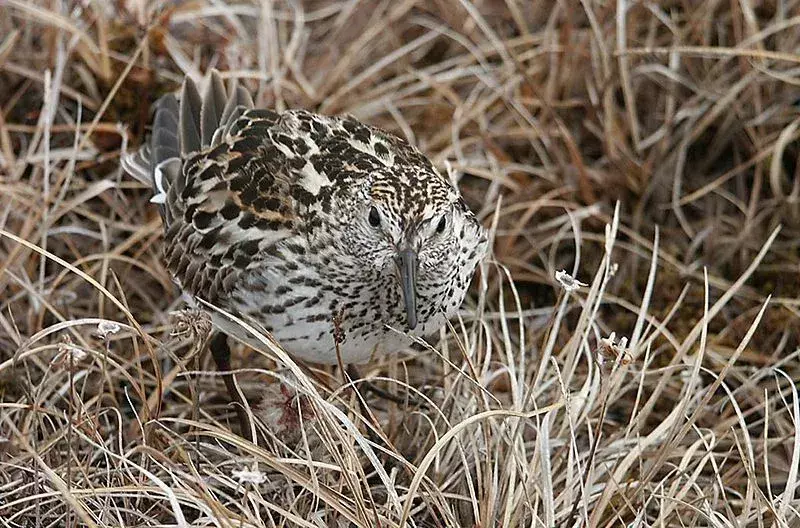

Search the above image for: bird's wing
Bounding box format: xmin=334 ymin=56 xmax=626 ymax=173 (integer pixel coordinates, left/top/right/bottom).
xmin=125 ymin=70 xmax=417 ymax=305
xmin=160 ymin=83 xmax=313 ymax=305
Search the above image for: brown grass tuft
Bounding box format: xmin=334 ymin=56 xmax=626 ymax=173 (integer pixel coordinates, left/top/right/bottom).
xmin=2 ymin=1 xmax=800 ymax=526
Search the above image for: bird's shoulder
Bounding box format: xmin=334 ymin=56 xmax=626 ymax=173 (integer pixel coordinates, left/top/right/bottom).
xmin=178 ymin=107 xmax=437 ymax=227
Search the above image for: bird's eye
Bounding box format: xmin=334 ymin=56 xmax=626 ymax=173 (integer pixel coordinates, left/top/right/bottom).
xmin=436 ymin=216 xmax=447 ymax=233
xmin=368 ymin=206 xmax=381 ymax=227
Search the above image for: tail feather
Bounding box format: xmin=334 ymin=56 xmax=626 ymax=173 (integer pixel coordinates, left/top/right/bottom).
xmin=220 ymin=84 xmax=254 ymax=125
xmin=200 ymin=70 xmax=227 ymax=147
xmin=151 ymin=94 xmax=180 ymax=169
xmin=148 ymin=94 xmax=180 ymax=221
xmin=179 ymin=76 xmax=202 ymax=155
xmin=122 ymin=69 xmax=257 ymax=225
xmin=214 ymin=85 xmax=254 ymax=146
xmin=120 ymin=143 xmax=151 ymax=185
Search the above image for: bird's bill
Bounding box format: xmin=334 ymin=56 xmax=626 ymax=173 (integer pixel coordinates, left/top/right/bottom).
xmin=396 ymin=248 xmax=418 ymax=329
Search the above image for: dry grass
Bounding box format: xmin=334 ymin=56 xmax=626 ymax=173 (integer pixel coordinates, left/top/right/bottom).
xmin=2 ymin=1 xmax=800 ymax=526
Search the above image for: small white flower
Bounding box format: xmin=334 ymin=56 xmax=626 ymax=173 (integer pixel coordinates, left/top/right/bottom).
xmin=52 ymin=341 xmax=89 ymax=371
xmin=597 ymin=332 xmax=630 ymax=367
xmin=231 ymin=469 xmax=267 ymax=485
xmin=97 ymin=321 xmax=121 ymax=338
xmin=555 ymin=270 xmax=587 ymax=292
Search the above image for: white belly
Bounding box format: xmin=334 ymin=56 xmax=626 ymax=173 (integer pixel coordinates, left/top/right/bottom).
xmin=209 ymin=311 xmax=416 ymax=365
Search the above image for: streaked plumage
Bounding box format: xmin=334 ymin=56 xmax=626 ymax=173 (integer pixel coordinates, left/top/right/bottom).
xmin=124 ymin=70 xmax=488 ymax=365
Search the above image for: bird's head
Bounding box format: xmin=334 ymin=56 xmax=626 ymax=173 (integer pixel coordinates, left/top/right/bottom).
xmin=340 ymin=166 xmax=487 ymax=331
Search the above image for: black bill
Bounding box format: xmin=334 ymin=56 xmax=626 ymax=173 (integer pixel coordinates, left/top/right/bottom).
xmin=396 ymin=248 xmax=418 ymax=329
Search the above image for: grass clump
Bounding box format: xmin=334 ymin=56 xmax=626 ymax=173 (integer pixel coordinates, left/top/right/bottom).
xmin=2 ymin=1 xmax=800 ymax=526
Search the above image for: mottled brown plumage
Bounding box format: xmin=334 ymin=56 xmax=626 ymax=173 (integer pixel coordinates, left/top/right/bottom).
xmin=124 ymin=70 xmax=488 ymax=365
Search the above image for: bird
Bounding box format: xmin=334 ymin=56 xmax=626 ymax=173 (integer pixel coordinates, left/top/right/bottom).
xmin=123 ymin=70 xmax=488 ymax=429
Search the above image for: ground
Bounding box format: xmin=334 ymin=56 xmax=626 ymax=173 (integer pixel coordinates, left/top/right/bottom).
xmin=1 ymin=1 xmax=800 ymax=526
